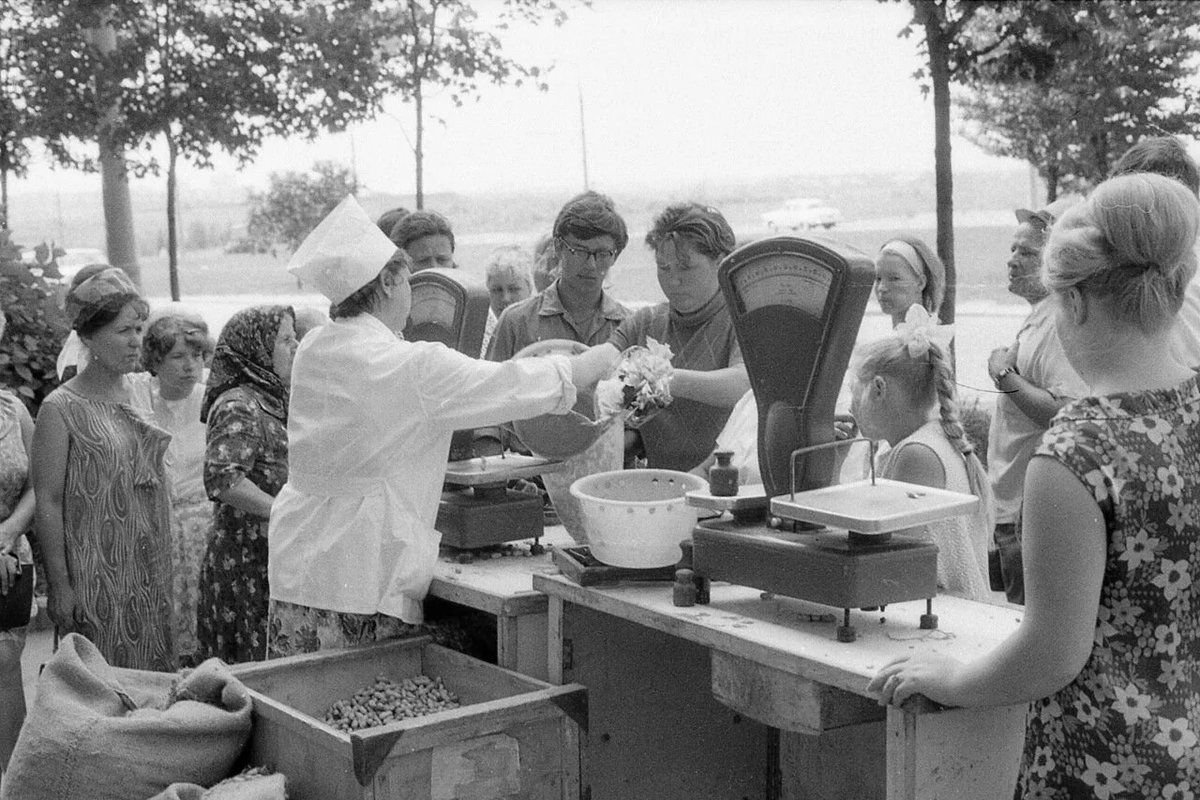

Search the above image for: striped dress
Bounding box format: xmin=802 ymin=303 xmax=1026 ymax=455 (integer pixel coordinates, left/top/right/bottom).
xmin=42 ymin=387 xmax=175 ymax=671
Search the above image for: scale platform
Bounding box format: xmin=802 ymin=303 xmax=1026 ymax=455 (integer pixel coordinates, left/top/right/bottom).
xmin=438 ymin=453 xmax=564 ymax=552
xmin=553 ymin=545 xmax=677 ymax=587
xmin=687 ymin=479 xmax=979 ymax=641
xmin=685 ymin=483 xmax=768 ymax=522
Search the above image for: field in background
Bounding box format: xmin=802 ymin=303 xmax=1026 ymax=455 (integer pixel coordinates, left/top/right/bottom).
xmin=141 ymin=219 xmax=1021 ymax=312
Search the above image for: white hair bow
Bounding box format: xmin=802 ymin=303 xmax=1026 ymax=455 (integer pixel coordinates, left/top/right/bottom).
xmin=894 ymin=305 xmax=955 ymax=359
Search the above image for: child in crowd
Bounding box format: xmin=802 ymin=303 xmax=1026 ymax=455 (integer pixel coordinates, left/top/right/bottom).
xmin=848 ymin=307 xmax=992 ymax=600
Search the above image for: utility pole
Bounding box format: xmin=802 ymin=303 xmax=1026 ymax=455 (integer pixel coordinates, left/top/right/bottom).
xmin=578 ymin=81 xmax=589 ymax=191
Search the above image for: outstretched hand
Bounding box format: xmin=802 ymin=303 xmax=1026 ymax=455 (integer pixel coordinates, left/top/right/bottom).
xmin=867 ymin=652 xmax=964 ymax=708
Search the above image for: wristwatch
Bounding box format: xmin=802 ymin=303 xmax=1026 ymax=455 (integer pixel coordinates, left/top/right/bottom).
xmin=993 ymin=365 xmax=1019 ymax=388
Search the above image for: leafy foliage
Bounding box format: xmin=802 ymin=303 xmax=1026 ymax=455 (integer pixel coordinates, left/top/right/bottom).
xmin=0 ymin=229 xmax=69 ymax=414
xmin=246 ymin=161 xmax=358 ymax=251
xmin=369 ymin=0 xmax=575 ymax=206
xmin=956 ymin=0 xmax=1200 ymax=199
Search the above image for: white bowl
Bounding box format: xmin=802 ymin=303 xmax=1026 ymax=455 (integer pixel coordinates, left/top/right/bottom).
xmin=570 ymin=469 xmax=707 ymax=568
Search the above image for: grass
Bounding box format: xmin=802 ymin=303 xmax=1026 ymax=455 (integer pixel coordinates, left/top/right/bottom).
xmin=139 ymin=221 xmax=1021 ymax=311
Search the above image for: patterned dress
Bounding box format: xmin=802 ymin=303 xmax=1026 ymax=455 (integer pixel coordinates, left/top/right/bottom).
xmin=0 ymin=390 xmax=33 ymax=642
xmin=1017 ymin=376 xmax=1200 ymax=799
xmin=41 ymin=387 xmax=174 ymax=671
xmin=131 ymin=374 xmax=210 ymax=665
xmin=196 ymin=386 xmax=288 ymax=664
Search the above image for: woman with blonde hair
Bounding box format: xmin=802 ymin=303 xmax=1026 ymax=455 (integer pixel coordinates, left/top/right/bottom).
xmin=872 ymin=173 xmax=1200 ymax=798
xmin=848 ymin=309 xmax=992 ymax=599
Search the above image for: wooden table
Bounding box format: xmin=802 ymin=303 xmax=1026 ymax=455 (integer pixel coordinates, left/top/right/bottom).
xmin=427 ymin=526 xmax=574 ymax=680
xmin=534 ymin=573 xmax=1029 ymax=800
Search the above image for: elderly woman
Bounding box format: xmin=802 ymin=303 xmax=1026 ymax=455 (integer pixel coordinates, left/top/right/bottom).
xmin=0 ymin=309 xmax=36 ymax=772
xmin=480 ymin=245 xmax=534 ymax=357
xmin=196 ymin=305 xmax=296 ymax=664
xmin=873 ymin=235 xmax=946 ymax=326
xmin=130 ymin=305 xmax=214 ymax=666
xmin=32 ymin=268 xmax=174 ymax=670
xmin=267 ymin=197 xmax=616 ymax=655
xmin=606 ymin=202 xmax=749 ymax=472
xmin=871 ymin=174 xmax=1200 ymax=798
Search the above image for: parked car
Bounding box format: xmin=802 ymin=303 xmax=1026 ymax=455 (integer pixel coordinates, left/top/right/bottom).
xmin=761 ymin=198 xmax=842 ymax=231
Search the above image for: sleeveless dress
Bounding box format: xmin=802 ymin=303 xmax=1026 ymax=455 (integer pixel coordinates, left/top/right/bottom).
xmin=130 ymin=374 xmax=211 ymax=665
xmin=1016 ymin=377 xmax=1200 ymax=798
xmin=877 ymin=420 xmax=991 ymax=601
xmin=41 ymin=386 xmax=175 ymax=671
xmin=0 ymin=390 xmax=33 ymax=638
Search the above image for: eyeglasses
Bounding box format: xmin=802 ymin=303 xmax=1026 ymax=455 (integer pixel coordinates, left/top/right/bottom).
xmin=557 ymin=238 xmax=619 ymax=268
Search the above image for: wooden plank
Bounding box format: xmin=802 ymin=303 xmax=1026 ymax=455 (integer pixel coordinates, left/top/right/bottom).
xmin=563 ymin=603 xmax=768 ymax=800
xmin=429 ymin=527 xmax=574 ymax=617
xmin=779 ymin=723 xmax=886 ymax=800
xmin=711 ymin=649 xmax=884 ymax=734
xmin=885 ymin=703 xmax=1026 ymax=800
xmin=534 ymin=573 xmax=1023 ymax=702
xmin=497 ymin=609 xmax=549 ymax=681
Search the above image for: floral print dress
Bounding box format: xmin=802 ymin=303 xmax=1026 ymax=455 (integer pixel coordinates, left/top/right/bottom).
xmin=196 ymin=386 xmax=288 ymax=663
xmin=1017 ymin=376 xmax=1200 ymax=799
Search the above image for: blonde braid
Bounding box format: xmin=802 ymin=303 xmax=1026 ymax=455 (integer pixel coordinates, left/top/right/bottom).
xmin=928 ymin=344 xmax=995 ymax=529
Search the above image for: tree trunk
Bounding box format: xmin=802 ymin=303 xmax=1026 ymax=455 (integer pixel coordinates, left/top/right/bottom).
xmin=99 ymin=139 xmax=140 ymax=285
xmin=925 ymin=13 xmax=956 ymax=332
xmin=1045 ymin=163 xmax=1059 ymax=203
xmin=0 ymin=167 xmax=8 ymax=230
xmin=87 ymin=11 xmax=141 ymax=286
xmin=414 ymin=85 xmax=424 ymax=210
xmin=166 ymin=128 xmax=180 ymax=300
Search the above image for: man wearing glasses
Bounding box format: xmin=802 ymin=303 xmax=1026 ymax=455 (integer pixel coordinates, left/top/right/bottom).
xmin=986 ymin=199 xmax=1087 ymax=605
xmin=486 ymin=191 xmax=630 ymax=361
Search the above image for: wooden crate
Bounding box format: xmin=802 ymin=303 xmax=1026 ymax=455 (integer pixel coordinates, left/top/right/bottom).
xmin=230 ymin=637 xmax=586 ymax=800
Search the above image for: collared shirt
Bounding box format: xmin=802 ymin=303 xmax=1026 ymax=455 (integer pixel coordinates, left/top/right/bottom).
xmin=486 ymin=280 xmax=629 ymax=361
xmin=987 ymin=298 xmax=1088 ymax=524
xmin=269 ymin=313 xmax=576 ymax=623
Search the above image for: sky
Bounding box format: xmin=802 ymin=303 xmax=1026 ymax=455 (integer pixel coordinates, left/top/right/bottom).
xmin=20 ymin=0 xmax=1029 ymax=198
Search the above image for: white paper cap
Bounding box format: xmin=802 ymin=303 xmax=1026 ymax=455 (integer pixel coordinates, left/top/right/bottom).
xmin=287 ymin=196 xmax=399 ymax=304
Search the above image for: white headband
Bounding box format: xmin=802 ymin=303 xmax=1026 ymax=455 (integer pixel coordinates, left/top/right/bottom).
xmin=879 ymin=240 xmax=926 ymax=285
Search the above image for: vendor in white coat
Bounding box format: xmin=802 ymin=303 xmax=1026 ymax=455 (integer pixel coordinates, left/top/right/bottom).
xmin=267 ymin=197 xmax=617 ymax=658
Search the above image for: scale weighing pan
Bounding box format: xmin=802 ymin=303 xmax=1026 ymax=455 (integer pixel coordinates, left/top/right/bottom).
xmin=685 ymin=483 xmax=767 ymax=513
xmin=444 ymin=453 xmax=563 ymax=485
xmin=770 ymin=478 xmax=979 ymax=535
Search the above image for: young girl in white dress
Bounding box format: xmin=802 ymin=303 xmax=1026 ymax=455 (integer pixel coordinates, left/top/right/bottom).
xmin=847 ymin=309 xmax=993 ymax=600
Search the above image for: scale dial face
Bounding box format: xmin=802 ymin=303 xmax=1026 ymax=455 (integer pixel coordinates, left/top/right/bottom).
xmin=728 ymin=254 xmax=834 ymax=317
xmin=408 ymin=284 xmax=462 ymax=329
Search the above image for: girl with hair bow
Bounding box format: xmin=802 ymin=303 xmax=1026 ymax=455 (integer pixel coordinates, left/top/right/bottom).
xmin=848 ymin=306 xmax=993 ymax=600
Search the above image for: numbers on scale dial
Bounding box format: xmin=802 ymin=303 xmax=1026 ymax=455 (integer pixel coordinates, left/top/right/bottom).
xmin=408 ymin=285 xmax=462 ymax=328
xmin=730 ymin=255 xmax=834 ymax=316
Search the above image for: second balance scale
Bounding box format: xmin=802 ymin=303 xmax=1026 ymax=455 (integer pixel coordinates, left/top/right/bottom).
xmin=405 ymin=268 xmax=563 ymax=554
xmin=681 ymin=236 xmax=978 ymax=641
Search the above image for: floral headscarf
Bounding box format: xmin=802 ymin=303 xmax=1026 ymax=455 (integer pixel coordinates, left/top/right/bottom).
xmin=200 ymin=305 xmax=294 ymax=423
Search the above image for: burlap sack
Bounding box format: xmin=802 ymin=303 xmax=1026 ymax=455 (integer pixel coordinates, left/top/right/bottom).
xmin=1 ymin=633 xmax=252 ymax=800
xmin=148 ymin=773 xmax=287 ymax=800
xmin=543 ymin=420 xmax=624 ymax=544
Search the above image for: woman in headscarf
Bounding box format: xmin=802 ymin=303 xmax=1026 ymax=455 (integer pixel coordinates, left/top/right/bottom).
xmin=873 ymin=235 xmax=946 ymax=327
xmin=195 ymin=305 xmax=296 ymax=664
xmin=31 ymin=268 xmax=175 ymax=671
xmin=129 ymin=304 xmax=215 ymax=666
xmin=607 ymin=202 xmax=749 ymax=472
xmin=266 ymin=197 xmax=615 ymax=656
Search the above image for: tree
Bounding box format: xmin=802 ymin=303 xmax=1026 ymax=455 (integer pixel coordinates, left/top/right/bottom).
xmin=0 ymin=3 xmax=38 ymax=230
xmin=375 ymin=0 xmax=570 ymax=208
xmin=957 ymin=1 xmax=1200 ymax=200
xmin=246 ymin=161 xmax=358 ymax=252
xmin=18 ymin=0 xmax=389 ymax=295
xmin=0 ymin=229 xmax=71 ymax=414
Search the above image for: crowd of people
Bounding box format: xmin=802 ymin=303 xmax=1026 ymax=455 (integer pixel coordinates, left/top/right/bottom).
xmin=0 ymin=134 xmax=1196 ymax=797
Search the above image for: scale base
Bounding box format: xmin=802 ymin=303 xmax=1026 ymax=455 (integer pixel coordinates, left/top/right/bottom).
xmin=690 ymin=518 xmax=938 ymax=641
xmin=437 ymin=489 xmax=544 ymax=550
xmin=553 ymin=546 xmax=677 ymax=587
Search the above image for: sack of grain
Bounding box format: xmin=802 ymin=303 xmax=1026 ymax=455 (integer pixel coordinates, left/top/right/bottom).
xmin=1 ymin=633 xmax=253 ymax=800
